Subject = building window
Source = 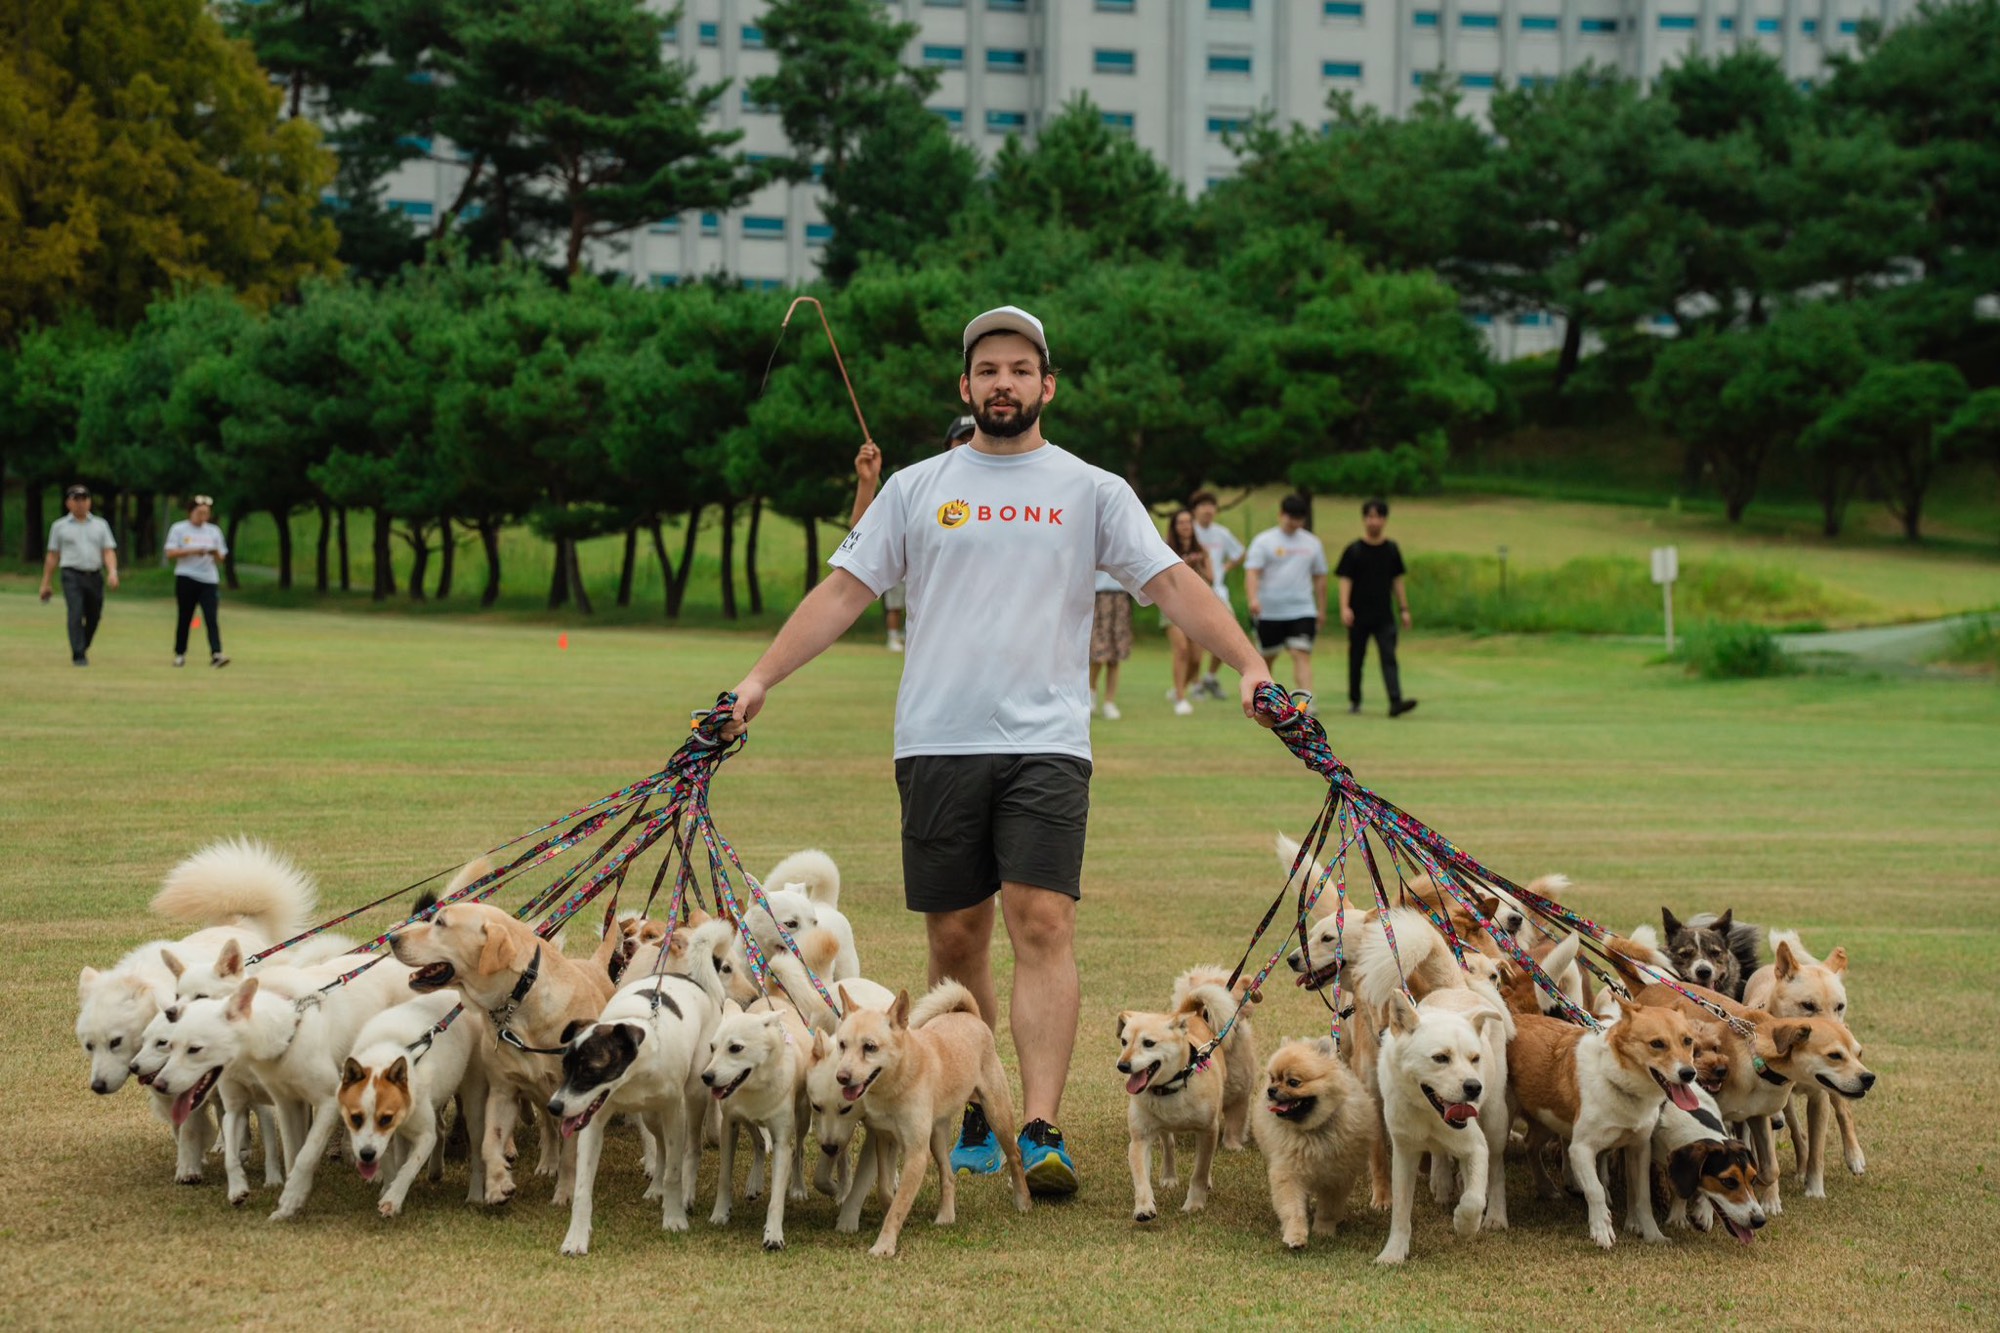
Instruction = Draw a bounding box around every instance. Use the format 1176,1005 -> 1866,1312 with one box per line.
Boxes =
1206,114 -> 1248,136
1461,12 -> 1499,29
650,273 -> 679,289
649,218 -> 680,235
1208,52 -> 1252,75
1658,14 -> 1697,29
1095,48 -> 1136,74
986,109 -> 1028,133
925,0 -> 964,7
1521,14 -> 1559,30
700,212 -> 719,237
1518,73 -> 1556,87
741,25 -> 764,49
923,44 -> 965,69
1324,1 -> 1364,16
989,0 -> 1027,10
743,216 -> 785,240
1323,60 -> 1363,78
662,25 -> 677,43
1414,9 -> 1439,26
806,223 -> 834,247
933,106 -> 965,125
1580,17 -> 1618,33
1102,111 -> 1136,134
740,278 -> 783,292
988,48 -> 1028,73
741,90 -> 776,113
1719,15 -> 1736,29
1209,0 -> 1253,11
698,21 -> 717,46
1097,0 -> 1137,10
1517,311 -> 1549,327
1461,72 -> 1498,88
388,199 -> 433,219
1756,16 -> 1780,31
1839,18 -> 1859,33
1802,18 -> 1819,33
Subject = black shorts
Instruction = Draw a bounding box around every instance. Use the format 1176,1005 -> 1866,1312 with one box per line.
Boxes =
1257,616 -> 1318,654
894,754 -> 1091,912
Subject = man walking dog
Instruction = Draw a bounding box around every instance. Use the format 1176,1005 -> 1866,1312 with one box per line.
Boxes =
725,306 -> 1271,1194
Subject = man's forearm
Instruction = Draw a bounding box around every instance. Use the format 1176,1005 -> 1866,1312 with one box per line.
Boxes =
1337,576 -> 1353,614
105,552 -> 119,576
742,568 -> 879,691
40,553 -> 58,583
1393,574 -> 1409,611
1148,564 -> 1264,675
848,482 -> 876,530
1313,575 -> 1328,616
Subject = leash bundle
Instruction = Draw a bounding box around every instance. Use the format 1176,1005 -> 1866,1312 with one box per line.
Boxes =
1209,683 -> 1752,1066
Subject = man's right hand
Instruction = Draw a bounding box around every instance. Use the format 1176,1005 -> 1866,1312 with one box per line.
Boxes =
1247,598 -> 1261,619
1340,606 -> 1356,628
854,442 -> 881,488
38,585 -> 52,603
719,679 -> 766,740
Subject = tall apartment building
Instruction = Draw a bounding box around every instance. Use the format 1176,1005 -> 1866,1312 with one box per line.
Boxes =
378,0 -> 1915,324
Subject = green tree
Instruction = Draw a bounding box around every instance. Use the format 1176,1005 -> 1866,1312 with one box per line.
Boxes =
978,96 -> 1191,261
0,0 -> 339,341
746,0 -> 934,188
0,317 -> 113,560
1808,360 -> 1970,540
817,96 -> 978,284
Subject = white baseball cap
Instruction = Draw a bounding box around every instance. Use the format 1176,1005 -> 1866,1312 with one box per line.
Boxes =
962,305 -> 1049,361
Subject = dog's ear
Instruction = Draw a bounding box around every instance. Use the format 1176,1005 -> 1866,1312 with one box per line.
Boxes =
78,966 -> 101,998
160,949 -> 185,980
666,932 -> 688,958
811,1030 -> 827,1060
1773,1022 -> 1812,1057
1773,939 -> 1798,980
615,1022 -> 647,1053
1661,907 -> 1683,939
1613,989 -> 1642,1020
1471,1008 -> 1506,1038
1476,894 -> 1504,926
1713,908 -> 1734,935
1827,946 -> 1848,975
837,983 -> 857,1014
216,939 -> 244,979
383,1056 -> 409,1089
477,919 -> 522,979
1667,1146 -> 1704,1202
1386,990 -> 1422,1036
341,1057 -> 367,1087
889,990 -> 911,1030
225,977 -> 259,1021
1313,1035 -> 1340,1060
1116,1011 -> 1132,1043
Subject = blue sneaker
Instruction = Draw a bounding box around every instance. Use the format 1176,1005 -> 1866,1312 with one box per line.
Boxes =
951,1103 -> 1003,1176
1018,1119 -> 1077,1196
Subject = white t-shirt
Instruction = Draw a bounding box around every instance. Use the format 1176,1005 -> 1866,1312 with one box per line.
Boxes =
1193,520 -> 1244,596
1245,526 -> 1328,621
829,441 -> 1180,760
166,520 -> 229,584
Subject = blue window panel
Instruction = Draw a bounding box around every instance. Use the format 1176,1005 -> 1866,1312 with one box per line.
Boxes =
662,26 -> 677,43
1101,111 -> 1136,133
1802,18 -> 1819,33
741,25 -> 764,48
1756,17 -> 1780,31
650,273 -> 679,289
1658,14 -> 1697,29
923,44 -> 965,68
1414,10 -> 1440,26
699,21 -> 717,46
649,218 -> 680,235
986,109 -> 1028,132
1324,60 -> 1363,78
1719,15 -> 1736,28
1461,12 -> 1499,29
459,202 -> 483,222
405,70 -> 436,85
933,106 -> 965,125
740,278 -> 783,292
1797,77 -> 1815,89
811,162 -> 826,181
1206,115 -> 1248,135
741,90 -> 776,112
1517,311 -> 1549,327
1580,17 -> 1619,33
1518,73 -> 1556,87
388,199 -> 434,219
1325,1 -> 1364,16
1209,54 -> 1253,74
396,134 -> 433,153
1461,72 -> 1498,88
990,0 -> 1028,10
1839,18 -> 1859,33
1097,0 -> 1137,10
700,212 -> 719,237
926,0 -> 964,7
1649,313 -> 1677,328
1095,48 -> 1136,73
743,215 -> 786,239
319,191 -> 345,209
988,48 -> 1028,72
1209,0 -> 1253,11
1471,313 -> 1494,326
1521,14 -> 1559,30
805,223 -> 834,247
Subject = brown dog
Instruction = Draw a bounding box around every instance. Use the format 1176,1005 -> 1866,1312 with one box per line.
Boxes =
1116,974 -> 1249,1222
1250,1037 -> 1376,1250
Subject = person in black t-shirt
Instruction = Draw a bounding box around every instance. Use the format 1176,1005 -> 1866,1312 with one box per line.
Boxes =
1334,498 -> 1418,718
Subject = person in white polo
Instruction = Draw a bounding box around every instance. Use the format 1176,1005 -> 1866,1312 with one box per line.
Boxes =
39,484 -> 120,666
724,305 -> 1271,1194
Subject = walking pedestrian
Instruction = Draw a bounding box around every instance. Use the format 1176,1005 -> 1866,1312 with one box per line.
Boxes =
723,304 -> 1271,1195
1190,491 -> 1244,700
1244,494 -> 1328,710
165,495 -> 231,668
1162,508 -> 1213,716
1088,570 -> 1130,720
38,484 -> 119,666
1336,497 -> 1417,717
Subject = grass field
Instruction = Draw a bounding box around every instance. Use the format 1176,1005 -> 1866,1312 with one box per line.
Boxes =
3,587 -> 1998,1331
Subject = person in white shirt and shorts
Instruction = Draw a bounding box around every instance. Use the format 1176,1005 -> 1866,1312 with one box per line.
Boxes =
1190,490 -> 1244,701
165,495 -> 231,667
723,305 -> 1272,1192
1244,494 -> 1329,712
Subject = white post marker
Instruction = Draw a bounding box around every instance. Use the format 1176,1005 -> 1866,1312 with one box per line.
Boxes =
1651,545 -> 1679,652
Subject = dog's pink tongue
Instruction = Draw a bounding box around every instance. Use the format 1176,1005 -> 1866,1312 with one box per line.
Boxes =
1125,1070 -> 1153,1095
171,1086 -> 198,1128
358,1160 -> 379,1182
561,1113 -> 586,1138
1443,1102 -> 1478,1127
1667,1081 -> 1700,1112
841,1084 -> 865,1103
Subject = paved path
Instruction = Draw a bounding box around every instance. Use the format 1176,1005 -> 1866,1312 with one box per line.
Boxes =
1777,617 -> 1977,661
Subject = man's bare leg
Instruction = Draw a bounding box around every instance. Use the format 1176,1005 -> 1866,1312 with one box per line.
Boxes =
1000,883 -> 1079,1125
926,899 -> 998,1027
1291,646 -> 1315,697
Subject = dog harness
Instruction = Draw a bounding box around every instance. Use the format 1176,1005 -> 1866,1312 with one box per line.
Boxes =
489,947 -> 569,1056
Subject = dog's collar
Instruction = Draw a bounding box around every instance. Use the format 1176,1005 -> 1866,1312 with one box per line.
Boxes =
1148,1042 -> 1210,1097
490,946 -> 567,1057
1753,1056 -> 1789,1087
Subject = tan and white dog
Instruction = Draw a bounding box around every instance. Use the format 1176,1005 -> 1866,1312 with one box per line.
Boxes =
338,990 -> 491,1217
1250,1036 -> 1376,1250
1375,991 -> 1508,1263
1744,930 -> 1864,1195
830,982 -> 1031,1256
1507,996 -> 1701,1249
1115,974 -> 1247,1222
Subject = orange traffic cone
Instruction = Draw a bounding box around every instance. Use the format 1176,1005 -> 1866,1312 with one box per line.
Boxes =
558,632 -> 568,651
192,612 -> 202,630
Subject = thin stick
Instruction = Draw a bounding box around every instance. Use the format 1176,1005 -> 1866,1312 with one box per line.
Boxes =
760,295 -> 876,451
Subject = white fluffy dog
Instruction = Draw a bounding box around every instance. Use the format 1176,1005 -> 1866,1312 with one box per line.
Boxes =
753,849 -> 859,982
1374,991 -> 1502,1264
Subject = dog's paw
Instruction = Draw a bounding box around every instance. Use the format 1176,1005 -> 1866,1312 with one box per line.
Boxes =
550,1188 -> 571,1207
1284,1231 -> 1309,1251
1180,1194 -> 1207,1214
1846,1153 -> 1867,1177
709,1206 -> 731,1227
1158,1173 -> 1179,1193
663,1215 -> 689,1234
176,1171 -> 203,1185
268,1204 -> 300,1224
1222,1137 -> 1248,1152
762,1232 -> 786,1252
1134,1209 -> 1157,1224
788,1184 -> 808,1203
1804,1181 -> 1827,1200
1641,1227 -> 1669,1245
1369,1187 -> 1393,1211
1589,1218 -> 1617,1249
228,1188 -> 250,1207
1374,1241 -> 1408,1265
559,1235 -> 590,1257
1454,1200 -> 1482,1237
1481,1211 -> 1509,1233
378,1197 -> 402,1218
836,1217 -> 861,1235
868,1238 -> 898,1258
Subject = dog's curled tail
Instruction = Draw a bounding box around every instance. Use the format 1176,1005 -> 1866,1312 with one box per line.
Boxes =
910,979 -> 980,1029
1522,873 -> 1572,903
1177,982 -> 1239,1044
1767,928 -> 1816,967
1600,934 -> 1661,992
1274,831 -> 1328,898
764,849 -> 841,907
674,919 -> 738,1006
443,856 -> 495,900
151,838 -> 317,943
767,928 -> 843,1028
